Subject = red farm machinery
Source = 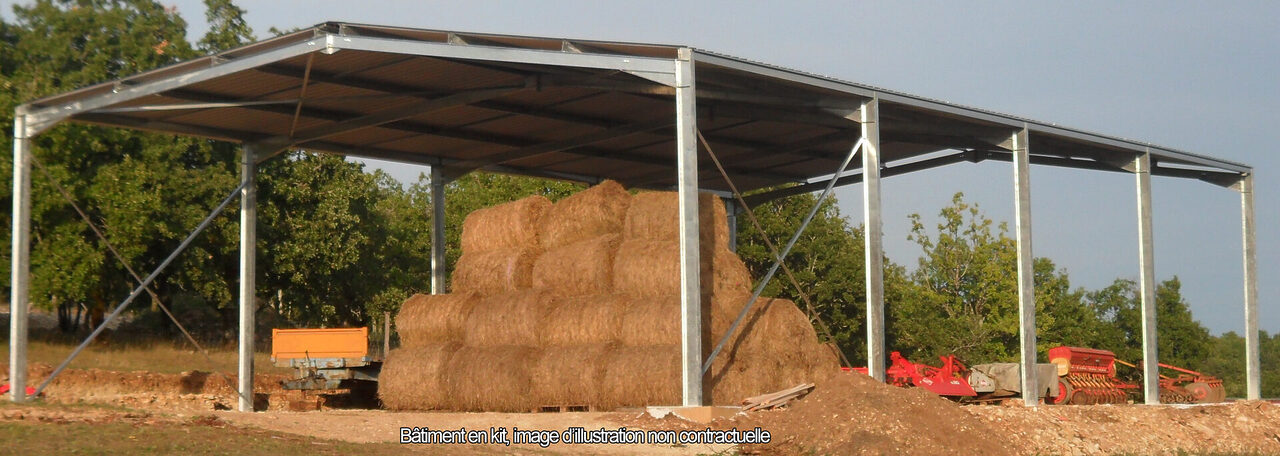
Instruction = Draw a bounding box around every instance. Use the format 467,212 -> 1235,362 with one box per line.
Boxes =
848,346 -> 1226,405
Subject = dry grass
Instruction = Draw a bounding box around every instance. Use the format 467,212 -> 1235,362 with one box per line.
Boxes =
0,403 -> 414,455
0,337 -> 289,376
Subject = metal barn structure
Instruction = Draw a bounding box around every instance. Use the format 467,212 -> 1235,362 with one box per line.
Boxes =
8,23 -> 1259,410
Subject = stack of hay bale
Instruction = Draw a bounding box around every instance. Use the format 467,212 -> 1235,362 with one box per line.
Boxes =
380,180 -> 837,411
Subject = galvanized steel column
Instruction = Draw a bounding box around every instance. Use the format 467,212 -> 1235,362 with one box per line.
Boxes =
9,113 -> 31,403
1011,127 -> 1038,406
1240,173 -> 1260,400
1134,151 -> 1160,404
675,48 -> 703,406
430,167 -> 447,295
861,98 -> 885,382
238,145 -> 258,412
725,198 -> 738,253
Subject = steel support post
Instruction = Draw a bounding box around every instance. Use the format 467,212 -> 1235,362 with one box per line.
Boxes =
1240,174 -> 1260,400
861,98 -> 886,382
725,198 -> 738,252
1134,151 -> 1160,404
1011,127 -> 1038,406
430,167 -> 448,295
674,49 -> 703,406
9,113 -> 31,403
237,146 -> 257,412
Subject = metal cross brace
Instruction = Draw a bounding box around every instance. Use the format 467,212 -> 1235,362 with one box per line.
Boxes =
702,133 -> 866,375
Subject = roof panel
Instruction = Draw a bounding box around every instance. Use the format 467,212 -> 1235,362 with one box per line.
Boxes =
17,21 -> 1247,195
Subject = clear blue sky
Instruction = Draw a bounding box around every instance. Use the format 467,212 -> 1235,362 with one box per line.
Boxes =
7,1 -> 1277,335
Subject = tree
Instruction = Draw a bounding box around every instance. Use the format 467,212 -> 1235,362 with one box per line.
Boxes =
892,192 -> 1099,363
733,190 -> 907,363
1088,277 -> 1213,372
432,170 -> 580,279
197,0 -> 253,53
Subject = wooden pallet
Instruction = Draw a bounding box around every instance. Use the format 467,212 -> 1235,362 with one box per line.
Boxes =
741,383 -> 815,411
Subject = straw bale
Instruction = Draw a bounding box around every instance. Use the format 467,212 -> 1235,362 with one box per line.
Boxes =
623,191 -> 729,248
613,241 -> 752,298
712,297 -> 813,354
440,346 -> 539,412
462,290 -> 555,347
539,294 -> 628,346
532,234 -> 620,296
539,180 -> 631,248
599,345 -> 681,408
530,344 -> 615,406
451,248 -> 537,296
613,291 -> 752,348
395,292 -> 478,347
378,344 -> 459,410
710,248 -> 753,296
460,195 -> 551,254
617,295 -> 681,346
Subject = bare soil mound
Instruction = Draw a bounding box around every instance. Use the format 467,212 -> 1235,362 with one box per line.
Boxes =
968,399 -> 1280,455
738,372 -> 1015,455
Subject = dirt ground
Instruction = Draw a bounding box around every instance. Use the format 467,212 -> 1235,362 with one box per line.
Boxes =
6,361 -> 1280,455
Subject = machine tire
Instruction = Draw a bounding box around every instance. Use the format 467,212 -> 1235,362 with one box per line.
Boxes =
1052,379 -> 1075,405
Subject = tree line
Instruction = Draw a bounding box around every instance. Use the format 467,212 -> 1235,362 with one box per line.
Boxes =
0,0 -> 1273,397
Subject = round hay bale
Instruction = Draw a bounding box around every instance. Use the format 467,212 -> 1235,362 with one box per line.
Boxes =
706,351 -> 766,406
623,191 -> 729,248
617,295 -> 681,346
378,344 -> 459,410
460,195 -> 551,254
440,346 -> 539,412
451,248 -> 537,296
539,294 -> 628,346
613,240 -> 681,298
462,290 -> 555,347
395,292 -> 478,347
539,180 -> 631,248
530,344 -> 615,407
613,241 -> 752,298
599,345 -> 680,409
709,248 -> 753,296
532,234 -> 620,296
710,297 -> 812,355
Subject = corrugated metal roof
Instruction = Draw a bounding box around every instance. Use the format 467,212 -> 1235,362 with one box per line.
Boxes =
16,21 -> 1248,196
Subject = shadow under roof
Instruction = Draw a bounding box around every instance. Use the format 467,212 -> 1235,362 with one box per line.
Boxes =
17,22 -> 1251,197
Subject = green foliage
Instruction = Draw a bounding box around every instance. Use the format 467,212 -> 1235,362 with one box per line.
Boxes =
733,191 -> 904,363
258,153 -> 432,326
891,193 -> 1099,363
197,0 -> 253,53
1088,277 -> 1213,371
432,171 -> 580,285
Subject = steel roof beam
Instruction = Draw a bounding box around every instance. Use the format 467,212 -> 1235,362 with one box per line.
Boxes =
329,33 -> 676,79
446,118 -> 673,171
22,38 -> 325,135
268,84 -> 530,149
692,50 -> 1250,174
741,151 -> 974,206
